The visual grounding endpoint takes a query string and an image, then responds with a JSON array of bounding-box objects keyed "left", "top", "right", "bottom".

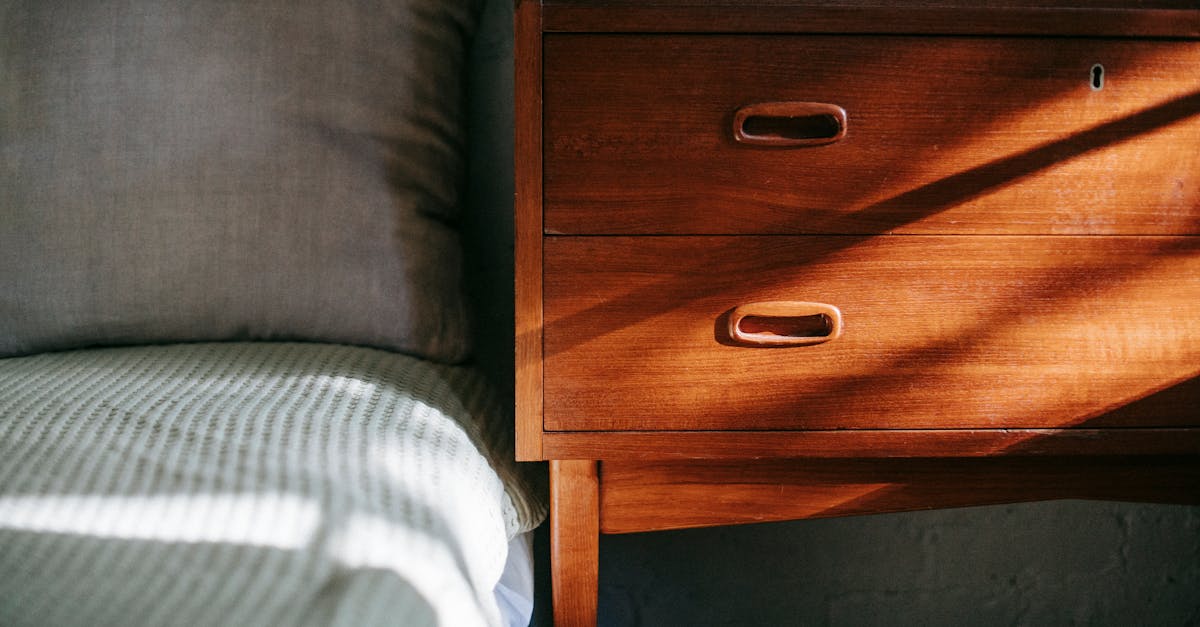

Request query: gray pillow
[{"left": 1, "top": 0, "right": 479, "bottom": 362}]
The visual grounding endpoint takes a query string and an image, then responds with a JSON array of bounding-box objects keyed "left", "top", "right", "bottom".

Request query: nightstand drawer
[
  {"left": 543, "top": 35, "right": 1200, "bottom": 235},
  {"left": 543, "top": 235, "right": 1200, "bottom": 431}
]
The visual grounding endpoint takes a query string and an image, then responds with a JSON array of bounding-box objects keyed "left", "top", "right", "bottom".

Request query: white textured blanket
[{"left": 0, "top": 342, "right": 544, "bottom": 626}]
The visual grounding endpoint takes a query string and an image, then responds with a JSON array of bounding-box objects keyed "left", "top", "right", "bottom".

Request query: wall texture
[{"left": 597, "top": 501, "right": 1200, "bottom": 626}]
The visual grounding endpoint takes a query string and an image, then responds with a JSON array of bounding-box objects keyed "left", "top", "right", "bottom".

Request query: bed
[{"left": 0, "top": 0, "right": 544, "bottom": 625}]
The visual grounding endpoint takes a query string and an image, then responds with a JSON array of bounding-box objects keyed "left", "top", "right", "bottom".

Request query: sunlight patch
[{"left": 0, "top": 493, "right": 319, "bottom": 550}]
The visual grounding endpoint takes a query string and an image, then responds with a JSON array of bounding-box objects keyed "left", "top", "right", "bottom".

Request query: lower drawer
[{"left": 543, "top": 236, "right": 1200, "bottom": 431}]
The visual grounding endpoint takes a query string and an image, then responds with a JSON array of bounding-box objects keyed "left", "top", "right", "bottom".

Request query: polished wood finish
[
  {"left": 543, "top": 3, "right": 1200, "bottom": 38},
  {"left": 516, "top": 3, "right": 1200, "bottom": 624},
  {"left": 599, "top": 457, "right": 1200, "bottom": 533},
  {"left": 550, "top": 0, "right": 1191, "bottom": 6},
  {"left": 732, "top": 102, "right": 848, "bottom": 148},
  {"left": 540, "top": 430, "right": 1200, "bottom": 461},
  {"left": 550, "top": 460, "right": 600, "bottom": 627},
  {"left": 544, "top": 236, "right": 1200, "bottom": 431},
  {"left": 726, "top": 300, "right": 843, "bottom": 347},
  {"left": 514, "top": 0, "right": 543, "bottom": 461},
  {"left": 544, "top": 35, "right": 1200, "bottom": 235}
]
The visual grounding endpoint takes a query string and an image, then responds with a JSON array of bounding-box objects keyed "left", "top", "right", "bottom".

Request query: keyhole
[{"left": 1091, "top": 64, "right": 1105, "bottom": 91}]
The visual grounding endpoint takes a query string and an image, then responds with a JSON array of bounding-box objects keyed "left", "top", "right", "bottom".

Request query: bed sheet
[{"left": 0, "top": 342, "right": 544, "bottom": 626}]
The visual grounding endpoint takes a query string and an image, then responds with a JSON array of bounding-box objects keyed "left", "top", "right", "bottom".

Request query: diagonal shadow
[
  {"left": 619, "top": 374, "right": 1200, "bottom": 527},
  {"left": 537, "top": 89, "right": 1200, "bottom": 363},
  {"left": 541, "top": 89, "right": 1200, "bottom": 516},
  {"left": 680, "top": 233, "right": 1200, "bottom": 432},
  {"left": 598, "top": 445, "right": 1200, "bottom": 531},
  {"left": 799, "top": 372, "right": 1200, "bottom": 518},
  {"left": 548, "top": 82, "right": 1200, "bottom": 523},
  {"left": 545, "top": 36, "right": 1199, "bottom": 235}
]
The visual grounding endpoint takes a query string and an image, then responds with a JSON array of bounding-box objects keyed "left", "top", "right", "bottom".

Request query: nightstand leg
[{"left": 550, "top": 460, "right": 599, "bottom": 627}]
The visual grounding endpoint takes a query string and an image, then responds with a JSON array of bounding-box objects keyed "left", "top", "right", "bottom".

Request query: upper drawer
[{"left": 543, "top": 35, "right": 1200, "bottom": 235}]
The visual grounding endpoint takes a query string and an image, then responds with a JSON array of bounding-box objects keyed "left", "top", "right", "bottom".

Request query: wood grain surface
[
  {"left": 544, "top": 35, "right": 1200, "bottom": 235},
  {"left": 514, "top": 0, "right": 544, "bottom": 460},
  {"left": 542, "top": 2, "right": 1200, "bottom": 38},
  {"left": 551, "top": 460, "right": 600, "bottom": 627},
  {"left": 544, "top": 236, "right": 1200, "bottom": 431},
  {"left": 540, "top": 429, "right": 1200, "bottom": 460},
  {"left": 598, "top": 456, "right": 1200, "bottom": 533},
  {"left": 522, "top": 5, "right": 1200, "bottom": 625}
]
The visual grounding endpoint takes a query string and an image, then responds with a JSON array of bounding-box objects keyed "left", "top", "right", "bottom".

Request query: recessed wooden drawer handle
[
  {"left": 728, "top": 301, "right": 843, "bottom": 347},
  {"left": 732, "top": 102, "right": 847, "bottom": 147}
]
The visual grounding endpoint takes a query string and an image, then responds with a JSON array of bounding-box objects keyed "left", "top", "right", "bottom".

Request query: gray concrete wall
[{"left": 597, "top": 501, "right": 1200, "bottom": 626}]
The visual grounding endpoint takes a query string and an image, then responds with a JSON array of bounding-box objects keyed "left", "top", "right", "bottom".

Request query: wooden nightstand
[{"left": 514, "top": 2, "right": 1200, "bottom": 624}]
